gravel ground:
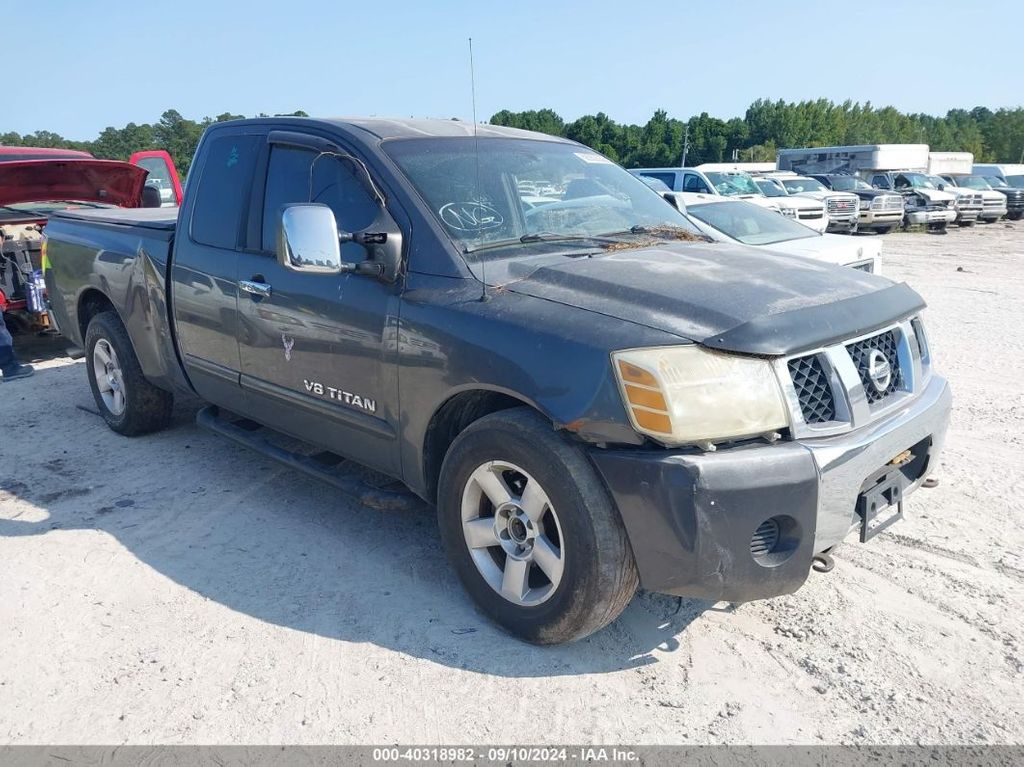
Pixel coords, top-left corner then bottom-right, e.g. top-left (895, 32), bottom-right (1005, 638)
top-left (1, 222), bottom-right (1021, 745)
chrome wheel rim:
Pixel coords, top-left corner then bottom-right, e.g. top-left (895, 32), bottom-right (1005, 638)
top-left (92, 339), bottom-right (126, 416)
top-left (461, 460), bottom-right (565, 607)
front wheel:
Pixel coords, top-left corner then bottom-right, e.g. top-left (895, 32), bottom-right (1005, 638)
top-left (1008, 212), bottom-right (1023, 221)
top-left (437, 408), bottom-right (638, 644)
top-left (85, 311), bottom-right (173, 435)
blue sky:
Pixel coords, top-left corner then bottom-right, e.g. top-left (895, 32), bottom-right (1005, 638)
top-left (19, 0), bottom-right (1023, 140)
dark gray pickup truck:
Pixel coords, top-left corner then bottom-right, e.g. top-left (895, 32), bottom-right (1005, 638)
top-left (43, 117), bottom-right (952, 644)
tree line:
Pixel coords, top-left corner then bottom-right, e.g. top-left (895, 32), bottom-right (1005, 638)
top-left (491, 99), bottom-right (1024, 168)
top-left (1, 109), bottom-right (308, 177)
top-left (3, 100), bottom-right (1022, 176)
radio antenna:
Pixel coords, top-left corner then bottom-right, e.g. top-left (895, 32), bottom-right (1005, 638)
top-left (469, 37), bottom-right (488, 302)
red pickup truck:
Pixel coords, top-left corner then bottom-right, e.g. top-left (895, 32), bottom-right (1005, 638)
top-left (0, 146), bottom-right (181, 332)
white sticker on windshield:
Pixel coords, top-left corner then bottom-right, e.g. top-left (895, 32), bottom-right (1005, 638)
top-left (574, 152), bottom-right (613, 165)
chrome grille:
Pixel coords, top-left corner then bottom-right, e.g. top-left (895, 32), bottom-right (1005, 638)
top-left (779, 319), bottom-right (928, 438)
top-left (983, 197), bottom-right (1006, 211)
top-left (788, 354), bottom-right (836, 424)
top-left (846, 330), bottom-right (902, 405)
top-left (827, 197), bottom-right (857, 214)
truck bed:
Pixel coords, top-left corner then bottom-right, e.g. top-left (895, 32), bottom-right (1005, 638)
top-left (44, 206), bottom-right (186, 392)
top-left (51, 206), bottom-right (178, 231)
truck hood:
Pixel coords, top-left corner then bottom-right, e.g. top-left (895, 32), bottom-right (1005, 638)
top-left (0, 159), bottom-right (146, 207)
top-left (912, 188), bottom-right (956, 204)
top-left (773, 195), bottom-right (823, 211)
top-left (761, 233), bottom-right (881, 268)
top-left (500, 241), bottom-right (921, 356)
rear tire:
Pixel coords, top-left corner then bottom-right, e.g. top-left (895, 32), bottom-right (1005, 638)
top-left (85, 311), bottom-right (173, 436)
top-left (436, 408), bottom-right (638, 644)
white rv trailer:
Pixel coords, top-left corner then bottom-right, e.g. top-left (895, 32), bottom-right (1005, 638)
top-left (928, 152), bottom-right (974, 175)
top-left (776, 144), bottom-right (930, 175)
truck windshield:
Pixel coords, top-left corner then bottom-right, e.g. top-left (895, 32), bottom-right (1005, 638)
top-left (781, 177), bottom-right (828, 194)
top-left (828, 177), bottom-right (873, 191)
top-left (686, 200), bottom-right (817, 246)
top-left (894, 173), bottom-right (937, 190)
top-left (383, 137), bottom-right (699, 256)
top-left (1007, 176), bottom-right (1024, 188)
top-left (754, 180), bottom-right (787, 197)
top-left (703, 172), bottom-right (762, 197)
top-left (955, 175), bottom-right (993, 190)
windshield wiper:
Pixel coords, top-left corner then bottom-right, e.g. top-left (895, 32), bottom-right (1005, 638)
top-left (464, 232), bottom-right (624, 254)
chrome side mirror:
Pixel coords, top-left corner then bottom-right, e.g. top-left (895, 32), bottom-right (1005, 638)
top-left (277, 203), bottom-right (347, 273)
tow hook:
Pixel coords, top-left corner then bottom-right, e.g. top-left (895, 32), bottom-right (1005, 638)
top-left (812, 547), bottom-right (836, 574)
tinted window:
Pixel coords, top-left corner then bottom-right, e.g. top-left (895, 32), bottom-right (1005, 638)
top-left (640, 172), bottom-right (677, 190)
top-left (191, 134), bottom-right (260, 248)
top-left (261, 146), bottom-right (379, 255)
top-left (872, 175), bottom-right (891, 189)
top-left (683, 173), bottom-right (710, 193)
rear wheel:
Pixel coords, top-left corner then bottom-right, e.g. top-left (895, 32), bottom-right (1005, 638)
top-left (437, 408), bottom-right (638, 644)
top-left (85, 311), bottom-right (173, 435)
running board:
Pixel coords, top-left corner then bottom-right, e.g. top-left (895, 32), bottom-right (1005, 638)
top-left (196, 405), bottom-right (423, 512)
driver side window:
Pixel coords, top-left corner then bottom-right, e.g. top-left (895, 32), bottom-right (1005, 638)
top-left (261, 145), bottom-right (379, 256)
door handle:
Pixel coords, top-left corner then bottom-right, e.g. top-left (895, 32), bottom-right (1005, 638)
top-left (239, 279), bottom-right (272, 298)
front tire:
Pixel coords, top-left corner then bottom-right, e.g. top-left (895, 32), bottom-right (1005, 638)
top-left (85, 311), bottom-right (173, 436)
top-left (437, 408), bottom-right (638, 644)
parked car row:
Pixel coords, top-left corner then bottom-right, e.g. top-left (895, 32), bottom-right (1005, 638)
top-left (777, 145), bottom-right (1021, 231)
top-left (632, 145), bottom-right (1022, 240)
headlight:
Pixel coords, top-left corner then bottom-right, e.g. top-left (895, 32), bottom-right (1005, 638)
top-left (612, 346), bottom-right (789, 448)
top-left (780, 206), bottom-right (797, 217)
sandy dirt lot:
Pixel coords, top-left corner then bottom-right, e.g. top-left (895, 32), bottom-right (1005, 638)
top-left (1, 223), bottom-right (1022, 746)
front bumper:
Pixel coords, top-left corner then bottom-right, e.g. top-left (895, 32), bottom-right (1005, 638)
top-left (859, 209), bottom-right (903, 227)
top-left (979, 204), bottom-right (1008, 221)
top-left (826, 216), bottom-right (858, 233)
top-left (590, 374), bottom-right (952, 603)
top-left (956, 207), bottom-right (983, 224)
top-left (906, 209), bottom-right (956, 225)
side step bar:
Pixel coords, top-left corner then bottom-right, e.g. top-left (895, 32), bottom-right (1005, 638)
top-left (196, 405), bottom-right (423, 512)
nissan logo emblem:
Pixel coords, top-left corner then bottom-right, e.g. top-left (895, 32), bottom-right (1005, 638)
top-left (867, 349), bottom-right (892, 393)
